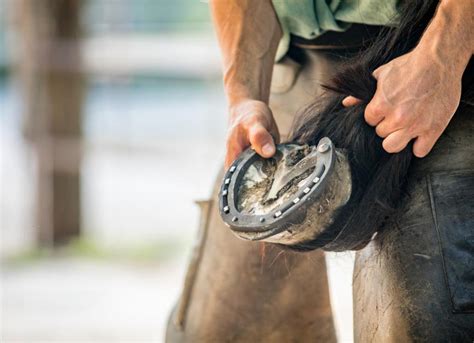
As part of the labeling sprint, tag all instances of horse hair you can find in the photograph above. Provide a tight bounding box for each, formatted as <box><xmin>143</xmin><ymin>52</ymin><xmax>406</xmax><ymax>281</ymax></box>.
<box><xmin>286</xmin><ymin>0</ymin><xmax>473</xmax><ymax>252</ymax></box>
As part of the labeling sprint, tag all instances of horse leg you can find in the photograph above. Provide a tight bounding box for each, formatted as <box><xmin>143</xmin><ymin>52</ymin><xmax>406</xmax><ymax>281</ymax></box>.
<box><xmin>166</xmin><ymin>49</ymin><xmax>345</xmax><ymax>342</ymax></box>
<box><xmin>353</xmin><ymin>109</ymin><xmax>474</xmax><ymax>342</ymax></box>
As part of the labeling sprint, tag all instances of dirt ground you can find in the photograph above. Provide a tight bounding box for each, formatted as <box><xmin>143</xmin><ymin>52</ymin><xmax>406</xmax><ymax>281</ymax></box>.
<box><xmin>2</xmin><ymin>257</ymin><xmax>187</xmax><ymax>342</ymax></box>
<box><xmin>1</xmin><ymin>252</ymin><xmax>354</xmax><ymax>342</ymax></box>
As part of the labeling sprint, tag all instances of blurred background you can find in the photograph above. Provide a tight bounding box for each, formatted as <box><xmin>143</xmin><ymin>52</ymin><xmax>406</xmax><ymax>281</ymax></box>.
<box><xmin>0</xmin><ymin>0</ymin><xmax>354</xmax><ymax>341</ymax></box>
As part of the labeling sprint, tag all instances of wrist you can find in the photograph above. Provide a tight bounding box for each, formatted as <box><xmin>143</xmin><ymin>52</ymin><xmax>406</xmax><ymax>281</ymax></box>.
<box><xmin>229</xmin><ymin>98</ymin><xmax>265</xmax><ymax>116</ymax></box>
<box><xmin>415</xmin><ymin>0</ymin><xmax>472</xmax><ymax>76</ymax></box>
<box><xmin>227</xmin><ymin>91</ymin><xmax>268</xmax><ymax>116</ymax></box>
<box><xmin>413</xmin><ymin>41</ymin><xmax>469</xmax><ymax>80</ymax></box>
<box><xmin>227</xmin><ymin>93</ymin><xmax>264</xmax><ymax>111</ymax></box>
<box><xmin>224</xmin><ymin>73</ymin><xmax>272</xmax><ymax>108</ymax></box>
<box><xmin>228</xmin><ymin>99</ymin><xmax>274</xmax><ymax>129</ymax></box>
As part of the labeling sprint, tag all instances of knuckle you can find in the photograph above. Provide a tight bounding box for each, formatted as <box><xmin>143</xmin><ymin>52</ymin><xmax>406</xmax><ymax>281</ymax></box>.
<box><xmin>391</xmin><ymin>111</ymin><xmax>406</xmax><ymax>126</ymax></box>
<box><xmin>364</xmin><ymin>107</ymin><xmax>375</xmax><ymax>123</ymax></box>
<box><xmin>246</xmin><ymin>115</ymin><xmax>268</xmax><ymax>131</ymax></box>
<box><xmin>365</xmin><ymin>102</ymin><xmax>383</xmax><ymax>124</ymax></box>
<box><xmin>248</xmin><ymin>123</ymin><xmax>261</xmax><ymax>135</ymax></box>
<box><xmin>238</xmin><ymin>118</ymin><xmax>252</xmax><ymax>130</ymax></box>
<box><xmin>370</xmin><ymin>98</ymin><xmax>387</xmax><ymax>113</ymax></box>
<box><xmin>376</xmin><ymin>99</ymin><xmax>388</xmax><ymax>111</ymax></box>
<box><xmin>364</xmin><ymin>102</ymin><xmax>375</xmax><ymax>115</ymax></box>
<box><xmin>406</xmin><ymin>122</ymin><xmax>420</xmax><ymax>135</ymax></box>
<box><xmin>250</xmin><ymin>126</ymin><xmax>270</xmax><ymax>143</ymax></box>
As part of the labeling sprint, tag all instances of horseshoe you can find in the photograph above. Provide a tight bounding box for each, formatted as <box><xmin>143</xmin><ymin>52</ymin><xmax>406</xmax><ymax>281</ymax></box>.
<box><xmin>219</xmin><ymin>137</ymin><xmax>338</xmax><ymax>241</ymax></box>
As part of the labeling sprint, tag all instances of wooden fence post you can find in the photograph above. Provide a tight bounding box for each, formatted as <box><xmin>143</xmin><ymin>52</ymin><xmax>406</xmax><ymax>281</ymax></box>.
<box><xmin>15</xmin><ymin>0</ymin><xmax>84</xmax><ymax>246</ymax></box>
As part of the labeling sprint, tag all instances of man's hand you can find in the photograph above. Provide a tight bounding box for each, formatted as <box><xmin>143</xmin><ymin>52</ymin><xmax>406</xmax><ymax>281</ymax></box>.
<box><xmin>225</xmin><ymin>99</ymin><xmax>280</xmax><ymax>168</ymax></box>
<box><xmin>343</xmin><ymin>0</ymin><xmax>472</xmax><ymax>158</ymax></box>
<box><xmin>210</xmin><ymin>0</ymin><xmax>282</xmax><ymax>168</ymax></box>
<box><xmin>343</xmin><ymin>48</ymin><xmax>464</xmax><ymax>158</ymax></box>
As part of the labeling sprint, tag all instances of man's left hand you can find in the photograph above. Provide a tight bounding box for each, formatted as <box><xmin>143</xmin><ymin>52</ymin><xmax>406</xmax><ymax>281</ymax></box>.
<box><xmin>343</xmin><ymin>47</ymin><xmax>464</xmax><ymax>158</ymax></box>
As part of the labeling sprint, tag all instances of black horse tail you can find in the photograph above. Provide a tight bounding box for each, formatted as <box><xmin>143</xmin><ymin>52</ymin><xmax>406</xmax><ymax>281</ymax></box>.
<box><xmin>288</xmin><ymin>0</ymin><xmax>473</xmax><ymax>251</ymax></box>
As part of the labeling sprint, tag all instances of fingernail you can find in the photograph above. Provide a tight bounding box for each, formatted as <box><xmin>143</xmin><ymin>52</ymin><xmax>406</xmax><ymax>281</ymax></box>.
<box><xmin>262</xmin><ymin>143</ymin><xmax>275</xmax><ymax>156</ymax></box>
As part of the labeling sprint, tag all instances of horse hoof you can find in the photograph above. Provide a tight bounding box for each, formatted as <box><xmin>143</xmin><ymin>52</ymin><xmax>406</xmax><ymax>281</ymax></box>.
<box><xmin>219</xmin><ymin>137</ymin><xmax>352</xmax><ymax>247</ymax></box>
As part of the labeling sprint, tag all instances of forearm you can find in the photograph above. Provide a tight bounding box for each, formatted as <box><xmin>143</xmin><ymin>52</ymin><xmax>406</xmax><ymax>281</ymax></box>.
<box><xmin>416</xmin><ymin>0</ymin><xmax>473</xmax><ymax>75</ymax></box>
<box><xmin>210</xmin><ymin>0</ymin><xmax>282</xmax><ymax>107</ymax></box>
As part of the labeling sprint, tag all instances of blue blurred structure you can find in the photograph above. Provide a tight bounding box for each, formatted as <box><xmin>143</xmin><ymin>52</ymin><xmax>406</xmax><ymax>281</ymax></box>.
<box><xmin>1</xmin><ymin>0</ymin><xmax>226</xmax><ymax>253</ymax></box>
<box><xmin>1</xmin><ymin>0</ymin><xmax>228</xmax><ymax>340</ymax></box>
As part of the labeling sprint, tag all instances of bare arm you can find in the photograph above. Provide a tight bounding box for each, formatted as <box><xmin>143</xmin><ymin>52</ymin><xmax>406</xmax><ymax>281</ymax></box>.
<box><xmin>344</xmin><ymin>0</ymin><xmax>473</xmax><ymax>157</ymax></box>
<box><xmin>210</xmin><ymin>0</ymin><xmax>282</xmax><ymax>167</ymax></box>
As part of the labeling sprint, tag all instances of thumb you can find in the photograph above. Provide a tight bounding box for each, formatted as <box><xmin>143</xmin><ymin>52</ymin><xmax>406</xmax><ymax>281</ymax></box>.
<box><xmin>248</xmin><ymin>124</ymin><xmax>276</xmax><ymax>158</ymax></box>
<box><xmin>372</xmin><ymin>66</ymin><xmax>383</xmax><ymax>79</ymax></box>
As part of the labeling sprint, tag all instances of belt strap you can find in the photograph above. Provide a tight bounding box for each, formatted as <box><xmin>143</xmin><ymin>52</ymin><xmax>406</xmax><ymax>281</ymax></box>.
<box><xmin>292</xmin><ymin>24</ymin><xmax>385</xmax><ymax>50</ymax></box>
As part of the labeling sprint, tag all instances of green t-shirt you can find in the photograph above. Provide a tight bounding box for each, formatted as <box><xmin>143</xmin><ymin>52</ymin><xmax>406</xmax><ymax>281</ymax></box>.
<box><xmin>273</xmin><ymin>0</ymin><xmax>400</xmax><ymax>60</ymax></box>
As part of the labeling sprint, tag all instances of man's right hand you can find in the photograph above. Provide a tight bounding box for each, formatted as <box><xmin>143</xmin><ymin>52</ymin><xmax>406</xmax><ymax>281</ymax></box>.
<box><xmin>210</xmin><ymin>0</ymin><xmax>282</xmax><ymax>168</ymax></box>
<box><xmin>225</xmin><ymin>100</ymin><xmax>280</xmax><ymax>169</ymax></box>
